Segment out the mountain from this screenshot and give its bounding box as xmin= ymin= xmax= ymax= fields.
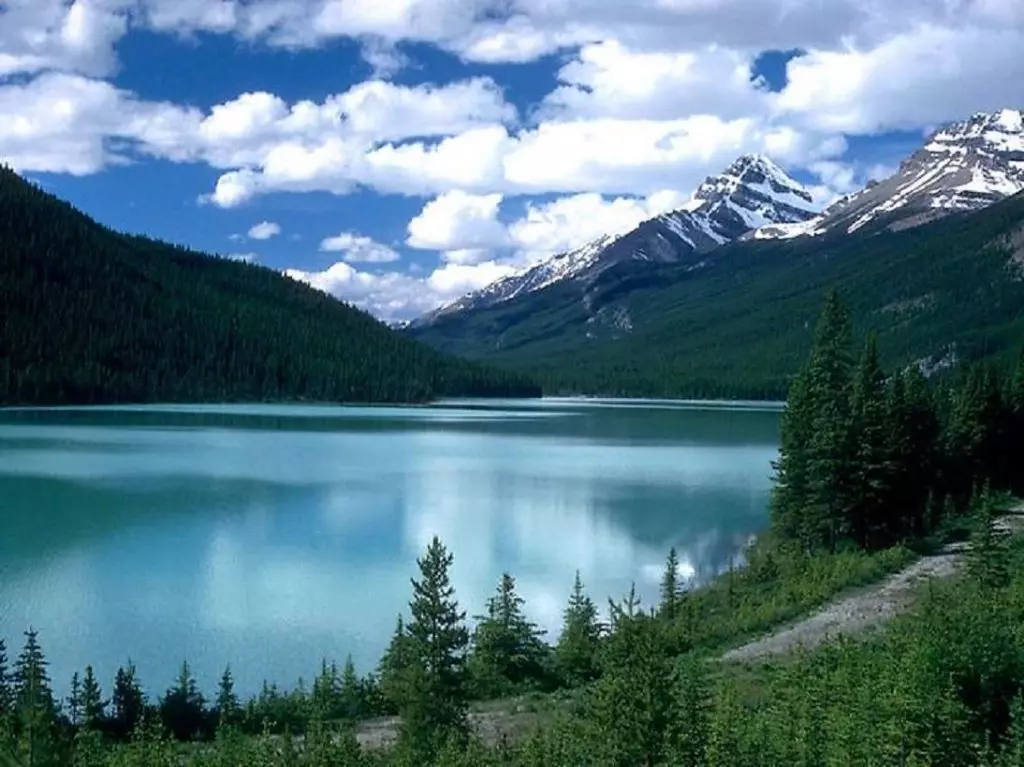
xmin=756 ymin=108 xmax=1024 ymax=240
xmin=409 ymin=109 xmax=1024 ymax=398
xmin=409 ymin=187 xmax=1024 ymax=399
xmin=0 ymin=167 xmax=539 ymax=405
xmin=416 ymin=155 xmax=818 ymax=324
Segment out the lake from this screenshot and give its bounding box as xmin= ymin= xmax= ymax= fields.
xmin=0 ymin=399 xmax=780 ymax=698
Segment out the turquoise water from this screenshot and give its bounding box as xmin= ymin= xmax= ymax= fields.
xmin=0 ymin=399 xmax=780 ymax=696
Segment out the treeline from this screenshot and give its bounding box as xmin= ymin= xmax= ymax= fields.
xmin=773 ymin=290 xmax=1024 ymax=553
xmin=0 ymin=167 xmax=539 ymax=405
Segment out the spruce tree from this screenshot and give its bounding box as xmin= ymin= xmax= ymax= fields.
xmin=659 ymin=547 xmax=682 ymax=621
xmin=772 ymin=290 xmax=853 ymax=552
xmin=378 ymin=615 xmax=415 ymax=714
xmin=67 ymin=672 xmax=83 ymax=728
xmin=111 ymin=663 xmax=144 ymax=739
xmin=338 ymin=656 xmax=364 ymax=721
xmin=13 ymin=629 xmax=58 ymax=767
xmin=80 ymin=667 xmax=105 ymax=731
xmin=398 ymin=536 xmax=470 ymax=762
xmin=847 ymin=333 xmax=891 ymax=548
xmin=160 ymin=660 xmax=207 ymax=741
xmin=216 ymin=666 xmax=239 ymax=727
xmin=555 ymin=571 xmax=602 ymax=686
xmin=469 ymin=572 xmax=547 ymax=698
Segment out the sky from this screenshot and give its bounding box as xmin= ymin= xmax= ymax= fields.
xmin=2 ymin=0 xmax=1023 ymax=323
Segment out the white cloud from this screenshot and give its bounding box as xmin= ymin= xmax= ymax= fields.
xmin=0 ymin=0 xmax=130 ymax=78
xmin=248 ymin=220 xmax=281 ymax=240
xmin=508 ymin=190 xmax=689 ymax=262
xmin=283 ymin=258 xmax=512 ymax=322
xmin=775 ymin=25 xmax=1024 ymax=135
xmin=406 ymin=191 xmax=509 ymax=254
xmin=0 ymin=72 xmax=198 ymax=175
xmin=319 ymin=232 xmax=401 ymax=263
xmin=223 ymin=252 xmax=259 ymax=263
xmin=539 ymin=40 xmax=766 ymax=122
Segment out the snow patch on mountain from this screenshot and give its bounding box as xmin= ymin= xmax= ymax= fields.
xmin=416 ymin=155 xmax=820 ymax=324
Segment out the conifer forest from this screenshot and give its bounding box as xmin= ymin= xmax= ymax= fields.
xmin=2 ymin=293 xmax=1023 ymax=766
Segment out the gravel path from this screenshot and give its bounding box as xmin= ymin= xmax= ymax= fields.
xmin=722 ymin=507 xmax=1024 ymax=664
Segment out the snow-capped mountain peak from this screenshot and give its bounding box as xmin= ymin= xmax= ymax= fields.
xmin=755 ymin=108 xmax=1024 ymax=240
xmin=416 ymin=155 xmax=819 ymax=324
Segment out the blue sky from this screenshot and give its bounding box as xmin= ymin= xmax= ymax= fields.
xmin=2 ymin=0 xmax=1023 ymax=321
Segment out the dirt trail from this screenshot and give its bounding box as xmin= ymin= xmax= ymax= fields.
xmin=722 ymin=507 xmax=1024 ymax=664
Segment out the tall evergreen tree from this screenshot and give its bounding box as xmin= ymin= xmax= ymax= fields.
xmin=337 ymin=656 xmax=364 ymax=721
xmin=79 ymin=667 xmax=105 ymax=731
xmin=470 ymin=573 xmax=547 ymax=698
xmin=13 ymin=629 xmax=58 ymax=767
xmin=555 ymin=571 xmax=602 ymax=686
xmin=110 ymin=663 xmax=144 ymax=739
xmin=847 ymin=333 xmax=891 ymax=547
xmin=377 ymin=615 xmax=415 ymax=714
xmin=67 ymin=672 xmax=83 ymax=728
xmin=772 ymin=290 xmax=854 ymax=552
xmin=216 ymin=666 xmax=240 ymax=727
xmin=659 ymin=547 xmax=683 ymax=621
xmin=398 ymin=536 xmax=471 ymax=762
xmin=160 ymin=660 xmax=207 ymax=741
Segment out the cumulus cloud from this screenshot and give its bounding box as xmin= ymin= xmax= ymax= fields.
xmin=247 ymin=220 xmax=281 ymax=240
xmin=406 ymin=191 xmax=509 ymax=254
xmin=0 ymin=0 xmax=130 ymax=78
xmin=319 ymin=232 xmax=402 ymax=263
xmin=6 ymin=0 xmax=1024 ymax=322
xmin=283 ymin=258 xmax=514 ymax=322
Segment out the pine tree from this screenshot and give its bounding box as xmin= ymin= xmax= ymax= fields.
xmin=772 ymin=290 xmax=853 ymax=552
xmin=80 ymin=666 xmax=105 ymax=731
xmin=378 ymin=615 xmax=415 ymax=714
xmin=160 ymin=660 xmax=207 ymax=741
xmin=587 ymin=594 xmax=674 ymax=766
xmin=67 ymin=672 xmax=83 ymax=728
xmin=469 ymin=572 xmax=547 ymax=698
xmin=13 ymin=629 xmax=58 ymax=767
xmin=398 ymin=536 xmax=470 ymax=762
xmin=111 ymin=663 xmax=145 ymax=739
xmin=555 ymin=571 xmax=602 ymax=686
xmin=216 ymin=666 xmax=239 ymax=727
xmin=847 ymin=333 xmax=891 ymax=547
xmin=338 ymin=656 xmax=364 ymax=721
xmin=659 ymin=547 xmax=682 ymax=620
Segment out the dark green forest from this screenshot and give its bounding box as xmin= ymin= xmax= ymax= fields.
xmin=411 ymin=192 xmax=1024 ymax=400
xmin=3 ymin=294 xmax=1024 ymax=766
xmin=0 ymin=167 xmax=539 ymax=405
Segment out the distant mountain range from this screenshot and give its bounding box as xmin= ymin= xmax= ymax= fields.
xmin=409 ymin=108 xmax=1024 ymax=399
xmin=416 ymin=108 xmax=1024 ymax=327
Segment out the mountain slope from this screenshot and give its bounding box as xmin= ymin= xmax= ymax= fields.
xmin=417 ymin=155 xmax=817 ymax=323
xmin=757 ymin=108 xmax=1024 ymax=239
xmin=410 ymin=191 xmax=1024 ymax=399
xmin=0 ymin=167 xmax=539 ymax=405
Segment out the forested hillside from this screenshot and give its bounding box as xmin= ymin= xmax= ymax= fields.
xmin=0 ymin=168 xmax=539 ymax=405
xmin=411 ymin=192 xmax=1024 ymax=399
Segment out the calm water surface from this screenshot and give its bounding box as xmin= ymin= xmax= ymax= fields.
xmin=0 ymin=399 xmax=780 ymax=696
